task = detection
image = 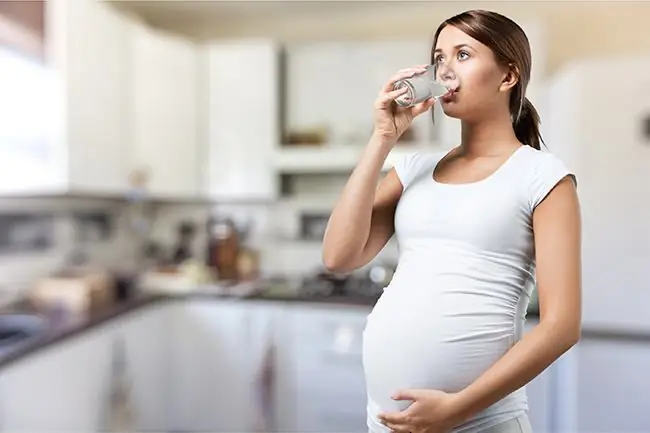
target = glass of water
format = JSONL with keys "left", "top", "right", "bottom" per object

{"left": 392, "top": 65, "right": 451, "bottom": 108}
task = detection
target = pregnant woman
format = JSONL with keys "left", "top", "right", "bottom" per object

{"left": 322, "top": 9, "right": 582, "bottom": 433}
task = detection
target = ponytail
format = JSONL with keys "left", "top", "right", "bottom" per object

{"left": 513, "top": 97, "right": 544, "bottom": 150}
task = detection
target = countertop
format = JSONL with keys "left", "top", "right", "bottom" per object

{"left": 0, "top": 286, "right": 647, "bottom": 372}
{"left": 0, "top": 287, "right": 382, "bottom": 370}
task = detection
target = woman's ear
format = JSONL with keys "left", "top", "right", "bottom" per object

{"left": 500, "top": 64, "right": 519, "bottom": 92}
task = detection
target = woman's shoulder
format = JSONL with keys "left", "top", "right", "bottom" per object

{"left": 515, "top": 146, "right": 577, "bottom": 211}
{"left": 516, "top": 146, "right": 575, "bottom": 181}
{"left": 392, "top": 149, "right": 446, "bottom": 189}
{"left": 517, "top": 144, "right": 566, "bottom": 164}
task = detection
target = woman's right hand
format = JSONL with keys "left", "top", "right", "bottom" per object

{"left": 373, "top": 65, "right": 436, "bottom": 144}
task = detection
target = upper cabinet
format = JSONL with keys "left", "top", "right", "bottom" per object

{"left": 283, "top": 41, "right": 435, "bottom": 147}
{"left": 274, "top": 41, "right": 458, "bottom": 176}
{"left": 49, "top": 0, "right": 132, "bottom": 194}
{"left": 205, "top": 40, "right": 281, "bottom": 201}
{"left": 130, "top": 23, "right": 202, "bottom": 200}
{"left": 0, "top": 0, "right": 204, "bottom": 199}
{"left": 0, "top": 0, "right": 131, "bottom": 196}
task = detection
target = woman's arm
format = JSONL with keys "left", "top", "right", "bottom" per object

{"left": 322, "top": 65, "right": 433, "bottom": 274}
{"left": 322, "top": 133, "right": 403, "bottom": 273}
{"left": 450, "top": 175, "right": 582, "bottom": 422}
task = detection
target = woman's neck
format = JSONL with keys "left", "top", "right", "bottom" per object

{"left": 459, "top": 113, "right": 520, "bottom": 157}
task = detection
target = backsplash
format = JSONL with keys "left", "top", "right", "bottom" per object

{"left": 0, "top": 198, "right": 123, "bottom": 300}
{"left": 0, "top": 189, "right": 397, "bottom": 301}
{"left": 0, "top": 212, "right": 56, "bottom": 254}
{"left": 0, "top": 197, "right": 212, "bottom": 302}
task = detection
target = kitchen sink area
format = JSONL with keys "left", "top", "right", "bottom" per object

{"left": 0, "top": 313, "right": 48, "bottom": 354}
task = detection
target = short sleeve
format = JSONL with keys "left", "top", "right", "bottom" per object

{"left": 392, "top": 151, "right": 441, "bottom": 190}
{"left": 528, "top": 152, "right": 577, "bottom": 211}
{"left": 393, "top": 152, "right": 421, "bottom": 189}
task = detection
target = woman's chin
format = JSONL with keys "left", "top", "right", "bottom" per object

{"left": 440, "top": 104, "right": 463, "bottom": 119}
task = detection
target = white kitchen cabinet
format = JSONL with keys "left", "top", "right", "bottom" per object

{"left": 284, "top": 41, "right": 438, "bottom": 147}
{"left": 0, "top": 299, "right": 279, "bottom": 433}
{"left": 169, "top": 299, "right": 262, "bottom": 432}
{"left": 130, "top": 23, "right": 202, "bottom": 199}
{"left": 118, "top": 303, "right": 174, "bottom": 432}
{"left": 206, "top": 39, "right": 281, "bottom": 201}
{"left": 0, "top": 323, "right": 116, "bottom": 432}
{"left": 0, "top": 0, "right": 132, "bottom": 195}
{"left": 46, "top": 0, "right": 131, "bottom": 194}
{"left": 1, "top": 0, "right": 205, "bottom": 198}
{"left": 0, "top": 305, "right": 175, "bottom": 433}
{"left": 274, "top": 304, "right": 369, "bottom": 432}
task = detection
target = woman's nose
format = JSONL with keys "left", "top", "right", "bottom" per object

{"left": 435, "top": 61, "right": 456, "bottom": 82}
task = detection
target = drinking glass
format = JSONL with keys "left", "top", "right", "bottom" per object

{"left": 392, "top": 64, "right": 450, "bottom": 108}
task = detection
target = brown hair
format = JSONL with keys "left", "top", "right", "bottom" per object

{"left": 432, "top": 10, "right": 544, "bottom": 150}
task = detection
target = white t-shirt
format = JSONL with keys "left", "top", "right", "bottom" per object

{"left": 362, "top": 145, "right": 576, "bottom": 433}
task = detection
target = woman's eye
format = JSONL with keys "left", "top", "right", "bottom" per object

{"left": 433, "top": 55, "right": 444, "bottom": 64}
{"left": 457, "top": 51, "right": 470, "bottom": 61}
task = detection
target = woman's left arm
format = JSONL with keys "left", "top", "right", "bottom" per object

{"left": 452, "top": 174, "right": 582, "bottom": 421}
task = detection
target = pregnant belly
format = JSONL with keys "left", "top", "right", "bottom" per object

{"left": 362, "top": 289, "right": 516, "bottom": 412}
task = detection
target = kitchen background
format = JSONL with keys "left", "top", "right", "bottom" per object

{"left": 0, "top": 1, "right": 648, "bottom": 433}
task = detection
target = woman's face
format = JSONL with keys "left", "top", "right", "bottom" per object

{"left": 433, "top": 25, "right": 515, "bottom": 120}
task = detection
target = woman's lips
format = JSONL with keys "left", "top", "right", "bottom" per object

{"left": 440, "top": 87, "right": 458, "bottom": 103}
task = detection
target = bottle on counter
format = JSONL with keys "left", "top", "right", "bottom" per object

{"left": 207, "top": 217, "right": 241, "bottom": 281}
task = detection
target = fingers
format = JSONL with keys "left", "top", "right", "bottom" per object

{"left": 379, "top": 415, "right": 411, "bottom": 433}
{"left": 378, "top": 411, "right": 407, "bottom": 424}
{"left": 380, "top": 65, "right": 429, "bottom": 94}
{"left": 375, "top": 86, "right": 408, "bottom": 109}
{"left": 383, "top": 422, "right": 410, "bottom": 433}
{"left": 410, "top": 97, "right": 435, "bottom": 116}
{"left": 375, "top": 65, "right": 429, "bottom": 109}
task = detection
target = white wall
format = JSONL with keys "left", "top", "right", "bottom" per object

{"left": 547, "top": 57, "right": 650, "bottom": 331}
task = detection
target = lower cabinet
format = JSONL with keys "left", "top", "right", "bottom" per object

{"left": 169, "top": 299, "right": 275, "bottom": 432}
{"left": 120, "top": 302, "right": 174, "bottom": 432}
{"left": 0, "top": 299, "right": 282, "bottom": 433}
{"left": 0, "top": 303, "right": 172, "bottom": 433}
{"left": 0, "top": 299, "right": 370, "bottom": 432}
{"left": 273, "top": 304, "right": 369, "bottom": 432}
{"left": 0, "top": 322, "right": 116, "bottom": 432}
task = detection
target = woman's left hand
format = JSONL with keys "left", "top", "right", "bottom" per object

{"left": 378, "top": 389, "right": 466, "bottom": 433}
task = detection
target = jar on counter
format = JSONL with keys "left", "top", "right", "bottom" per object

{"left": 207, "top": 218, "right": 240, "bottom": 281}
